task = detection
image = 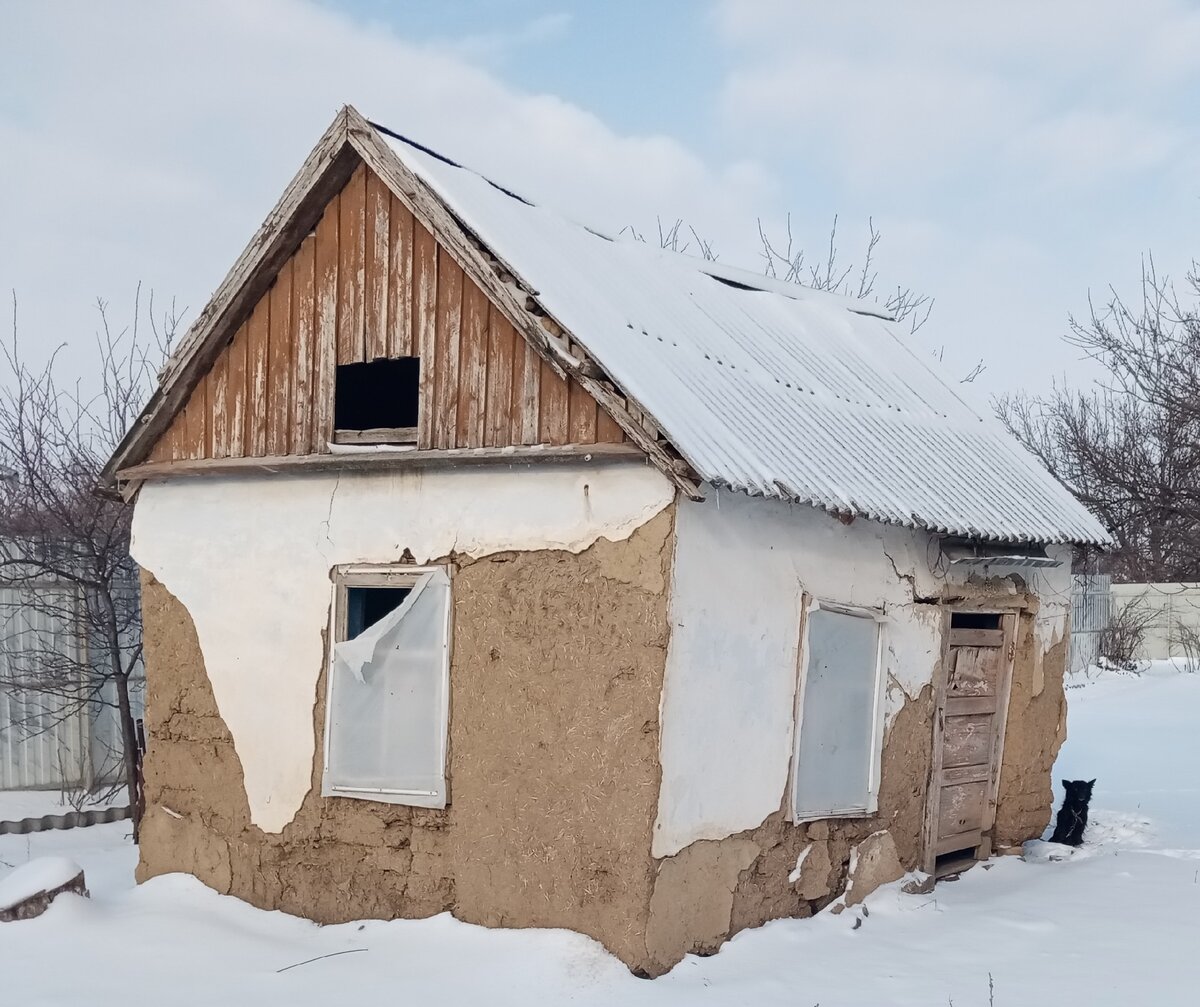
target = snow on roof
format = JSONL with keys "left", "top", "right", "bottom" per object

{"left": 378, "top": 127, "right": 1109, "bottom": 546}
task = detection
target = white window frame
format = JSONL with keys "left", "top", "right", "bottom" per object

{"left": 790, "top": 599, "right": 888, "bottom": 824}
{"left": 321, "top": 563, "right": 451, "bottom": 808}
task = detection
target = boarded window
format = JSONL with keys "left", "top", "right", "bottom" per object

{"left": 333, "top": 357, "right": 420, "bottom": 444}
{"left": 322, "top": 566, "right": 450, "bottom": 808}
{"left": 791, "top": 605, "right": 885, "bottom": 821}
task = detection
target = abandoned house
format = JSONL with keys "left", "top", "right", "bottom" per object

{"left": 102, "top": 105, "right": 1111, "bottom": 975}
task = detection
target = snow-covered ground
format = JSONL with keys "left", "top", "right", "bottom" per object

{"left": 3, "top": 667, "right": 1198, "bottom": 1005}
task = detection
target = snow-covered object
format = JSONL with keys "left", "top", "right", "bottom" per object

{"left": 383, "top": 132, "right": 1110, "bottom": 545}
{"left": 0, "top": 857, "right": 83, "bottom": 911}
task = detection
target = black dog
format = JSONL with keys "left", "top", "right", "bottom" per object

{"left": 1049, "top": 779, "right": 1095, "bottom": 846}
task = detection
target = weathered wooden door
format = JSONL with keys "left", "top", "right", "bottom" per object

{"left": 924, "top": 611, "right": 1016, "bottom": 874}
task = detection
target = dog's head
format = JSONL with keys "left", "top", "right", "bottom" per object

{"left": 1061, "top": 779, "right": 1096, "bottom": 799}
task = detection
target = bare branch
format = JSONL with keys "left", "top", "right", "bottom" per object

{"left": 0, "top": 288, "right": 171, "bottom": 839}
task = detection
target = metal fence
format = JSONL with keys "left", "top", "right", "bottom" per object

{"left": 0, "top": 581, "right": 143, "bottom": 793}
{"left": 1110, "top": 582, "right": 1200, "bottom": 662}
{"left": 1069, "top": 573, "right": 1112, "bottom": 675}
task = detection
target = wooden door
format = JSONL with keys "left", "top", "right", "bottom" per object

{"left": 924, "top": 611, "right": 1016, "bottom": 874}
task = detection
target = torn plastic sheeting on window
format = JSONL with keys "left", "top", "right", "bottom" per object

{"left": 333, "top": 569, "right": 444, "bottom": 683}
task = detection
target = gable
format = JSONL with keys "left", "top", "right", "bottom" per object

{"left": 147, "top": 161, "right": 625, "bottom": 464}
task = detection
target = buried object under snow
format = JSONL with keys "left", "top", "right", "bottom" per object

{"left": 0, "top": 857, "right": 88, "bottom": 922}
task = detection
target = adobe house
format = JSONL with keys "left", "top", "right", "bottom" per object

{"left": 103, "top": 106, "right": 1110, "bottom": 975}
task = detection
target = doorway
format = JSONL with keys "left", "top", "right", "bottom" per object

{"left": 924, "top": 609, "right": 1017, "bottom": 876}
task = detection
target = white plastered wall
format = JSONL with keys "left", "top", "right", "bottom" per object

{"left": 651, "top": 489, "right": 1072, "bottom": 859}
{"left": 131, "top": 462, "right": 675, "bottom": 833}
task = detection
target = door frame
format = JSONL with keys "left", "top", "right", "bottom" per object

{"left": 921, "top": 601, "right": 1022, "bottom": 875}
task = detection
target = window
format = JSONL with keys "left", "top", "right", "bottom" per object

{"left": 322, "top": 565, "right": 451, "bottom": 808}
{"left": 791, "top": 602, "right": 886, "bottom": 822}
{"left": 333, "top": 357, "right": 420, "bottom": 445}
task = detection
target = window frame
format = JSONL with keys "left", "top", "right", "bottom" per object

{"left": 321, "top": 563, "right": 452, "bottom": 808}
{"left": 789, "top": 598, "right": 888, "bottom": 824}
{"left": 331, "top": 357, "right": 421, "bottom": 446}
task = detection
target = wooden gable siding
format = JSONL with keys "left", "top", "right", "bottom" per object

{"left": 149, "top": 162, "right": 625, "bottom": 463}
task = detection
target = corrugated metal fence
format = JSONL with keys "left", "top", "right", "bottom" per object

{"left": 1110, "top": 582, "right": 1200, "bottom": 662}
{"left": 1069, "top": 574, "right": 1112, "bottom": 675}
{"left": 0, "top": 581, "right": 142, "bottom": 792}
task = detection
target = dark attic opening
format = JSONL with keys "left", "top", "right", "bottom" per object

{"left": 949, "top": 611, "right": 1003, "bottom": 631}
{"left": 346, "top": 586, "right": 412, "bottom": 639}
{"left": 334, "top": 357, "right": 421, "bottom": 444}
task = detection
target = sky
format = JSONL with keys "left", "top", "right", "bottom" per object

{"left": 2, "top": 0, "right": 1199, "bottom": 400}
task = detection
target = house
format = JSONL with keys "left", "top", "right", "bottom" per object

{"left": 103, "top": 106, "right": 1110, "bottom": 975}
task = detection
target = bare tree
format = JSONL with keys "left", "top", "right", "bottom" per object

{"left": 757, "top": 214, "right": 934, "bottom": 335}
{"left": 0, "top": 288, "right": 176, "bottom": 838}
{"left": 998, "top": 257, "right": 1200, "bottom": 581}
{"left": 624, "top": 213, "right": 937, "bottom": 338}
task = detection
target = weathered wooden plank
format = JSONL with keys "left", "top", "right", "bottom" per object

{"left": 333, "top": 426, "right": 418, "bottom": 445}
{"left": 567, "top": 377, "right": 597, "bottom": 444}
{"left": 484, "top": 308, "right": 514, "bottom": 447}
{"left": 291, "top": 233, "right": 316, "bottom": 455}
{"left": 245, "top": 297, "right": 270, "bottom": 456}
{"left": 184, "top": 377, "right": 207, "bottom": 458}
{"left": 266, "top": 259, "right": 294, "bottom": 456}
{"left": 516, "top": 343, "right": 541, "bottom": 445}
{"left": 413, "top": 222, "right": 439, "bottom": 449}
{"left": 336, "top": 166, "right": 366, "bottom": 364}
{"left": 941, "top": 713, "right": 992, "bottom": 769}
{"left": 942, "top": 695, "right": 1000, "bottom": 717}
{"left": 313, "top": 198, "right": 340, "bottom": 453}
{"left": 939, "top": 764, "right": 992, "bottom": 787}
{"left": 538, "top": 359, "right": 570, "bottom": 445}
{"left": 947, "top": 647, "right": 1001, "bottom": 698}
{"left": 595, "top": 405, "right": 625, "bottom": 444}
{"left": 937, "top": 780, "right": 988, "bottom": 839}
{"left": 433, "top": 248, "right": 463, "bottom": 450}
{"left": 118, "top": 442, "right": 646, "bottom": 482}
{"left": 949, "top": 628, "right": 1004, "bottom": 649}
{"left": 209, "top": 348, "right": 229, "bottom": 458}
{"left": 364, "top": 170, "right": 390, "bottom": 361}
{"left": 458, "top": 281, "right": 488, "bottom": 448}
{"left": 154, "top": 415, "right": 179, "bottom": 462}
{"left": 388, "top": 195, "right": 414, "bottom": 358}
{"left": 226, "top": 321, "right": 248, "bottom": 457}
{"left": 934, "top": 829, "right": 983, "bottom": 857}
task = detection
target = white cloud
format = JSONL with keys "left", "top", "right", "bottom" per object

{"left": 711, "top": 0, "right": 1200, "bottom": 193}
{"left": 709, "top": 0, "right": 1200, "bottom": 394}
{"left": 0, "top": 0, "right": 771, "bottom": 374}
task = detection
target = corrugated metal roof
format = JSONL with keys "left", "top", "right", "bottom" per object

{"left": 381, "top": 130, "right": 1111, "bottom": 546}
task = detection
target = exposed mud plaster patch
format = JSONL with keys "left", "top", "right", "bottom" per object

{"left": 131, "top": 463, "right": 673, "bottom": 832}
{"left": 791, "top": 841, "right": 832, "bottom": 900}
{"left": 994, "top": 611, "right": 1070, "bottom": 849}
{"left": 645, "top": 838, "right": 760, "bottom": 974}
{"left": 645, "top": 683, "right": 933, "bottom": 972}
{"left": 845, "top": 831, "right": 904, "bottom": 905}
{"left": 137, "top": 510, "right": 673, "bottom": 973}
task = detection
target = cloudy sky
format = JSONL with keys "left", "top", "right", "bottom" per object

{"left": 3, "top": 0, "right": 1199, "bottom": 399}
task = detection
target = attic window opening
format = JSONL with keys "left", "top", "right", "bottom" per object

{"left": 949, "top": 612, "right": 1002, "bottom": 631}
{"left": 334, "top": 357, "right": 420, "bottom": 445}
